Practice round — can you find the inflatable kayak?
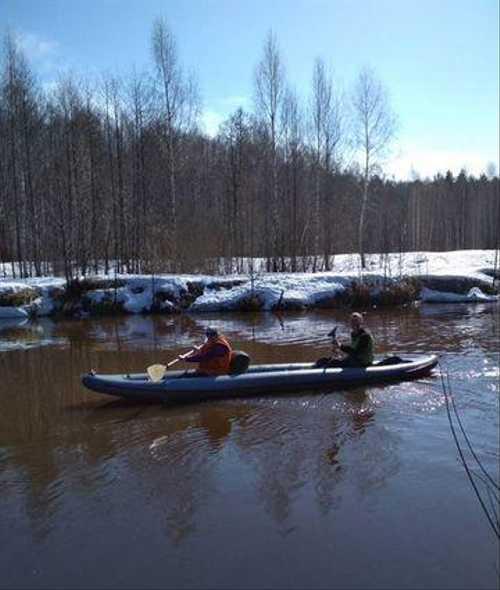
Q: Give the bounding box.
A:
[81,354,438,403]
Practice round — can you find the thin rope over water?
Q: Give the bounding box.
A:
[445,371,500,493]
[438,359,500,540]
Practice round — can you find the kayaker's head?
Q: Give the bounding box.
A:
[350,312,364,332]
[205,327,219,341]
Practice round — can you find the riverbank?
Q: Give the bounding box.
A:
[0,250,498,319]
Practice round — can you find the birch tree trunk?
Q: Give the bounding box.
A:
[254,30,285,272]
[352,67,396,269]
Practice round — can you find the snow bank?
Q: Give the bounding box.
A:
[0,278,65,319]
[0,306,29,319]
[190,274,348,312]
[83,275,203,314]
[0,250,497,319]
[420,286,498,303]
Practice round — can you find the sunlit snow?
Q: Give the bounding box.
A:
[0,250,497,319]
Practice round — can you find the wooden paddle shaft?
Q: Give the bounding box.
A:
[166,345,200,368]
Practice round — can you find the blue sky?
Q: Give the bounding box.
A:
[1,0,498,179]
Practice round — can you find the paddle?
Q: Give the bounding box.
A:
[147,346,201,382]
[328,326,338,346]
[328,326,342,360]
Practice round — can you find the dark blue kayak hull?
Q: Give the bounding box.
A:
[81,354,438,404]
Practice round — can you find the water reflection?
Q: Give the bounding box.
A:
[418,301,498,318]
[143,398,389,541]
[0,302,498,355]
[1,364,392,547]
[0,317,29,330]
[0,317,67,351]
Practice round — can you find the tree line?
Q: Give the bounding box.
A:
[0,21,498,280]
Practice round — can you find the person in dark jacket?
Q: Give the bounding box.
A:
[316,312,374,368]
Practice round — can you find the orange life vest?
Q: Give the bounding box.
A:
[197,335,232,376]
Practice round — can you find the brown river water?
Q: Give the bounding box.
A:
[1,304,499,589]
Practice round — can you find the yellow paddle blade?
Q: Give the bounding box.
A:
[147,364,167,382]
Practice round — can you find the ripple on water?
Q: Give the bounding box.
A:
[149,426,213,465]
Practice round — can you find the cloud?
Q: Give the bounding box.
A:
[201,109,225,137]
[386,146,499,180]
[200,95,250,137]
[17,31,59,61]
[14,31,60,75]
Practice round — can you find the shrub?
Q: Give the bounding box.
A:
[271,300,307,311]
[376,278,421,306]
[336,281,373,309]
[237,293,264,312]
[64,277,126,302]
[0,288,38,307]
[83,294,126,316]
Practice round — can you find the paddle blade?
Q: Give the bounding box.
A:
[147,364,167,382]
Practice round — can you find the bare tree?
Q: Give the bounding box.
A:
[486,162,497,179]
[254,30,286,271]
[125,69,154,272]
[281,87,305,271]
[309,58,343,270]
[351,67,396,268]
[218,107,251,272]
[151,17,182,270]
[1,32,31,277]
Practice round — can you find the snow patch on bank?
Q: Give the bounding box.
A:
[0,250,498,319]
[420,286,498,303]
[190,274,348,311]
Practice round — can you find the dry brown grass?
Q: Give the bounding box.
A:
[0,288,38,307]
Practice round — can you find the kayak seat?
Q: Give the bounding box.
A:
[229,350,251,375]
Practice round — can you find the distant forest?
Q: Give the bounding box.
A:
[1,21,498,280]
